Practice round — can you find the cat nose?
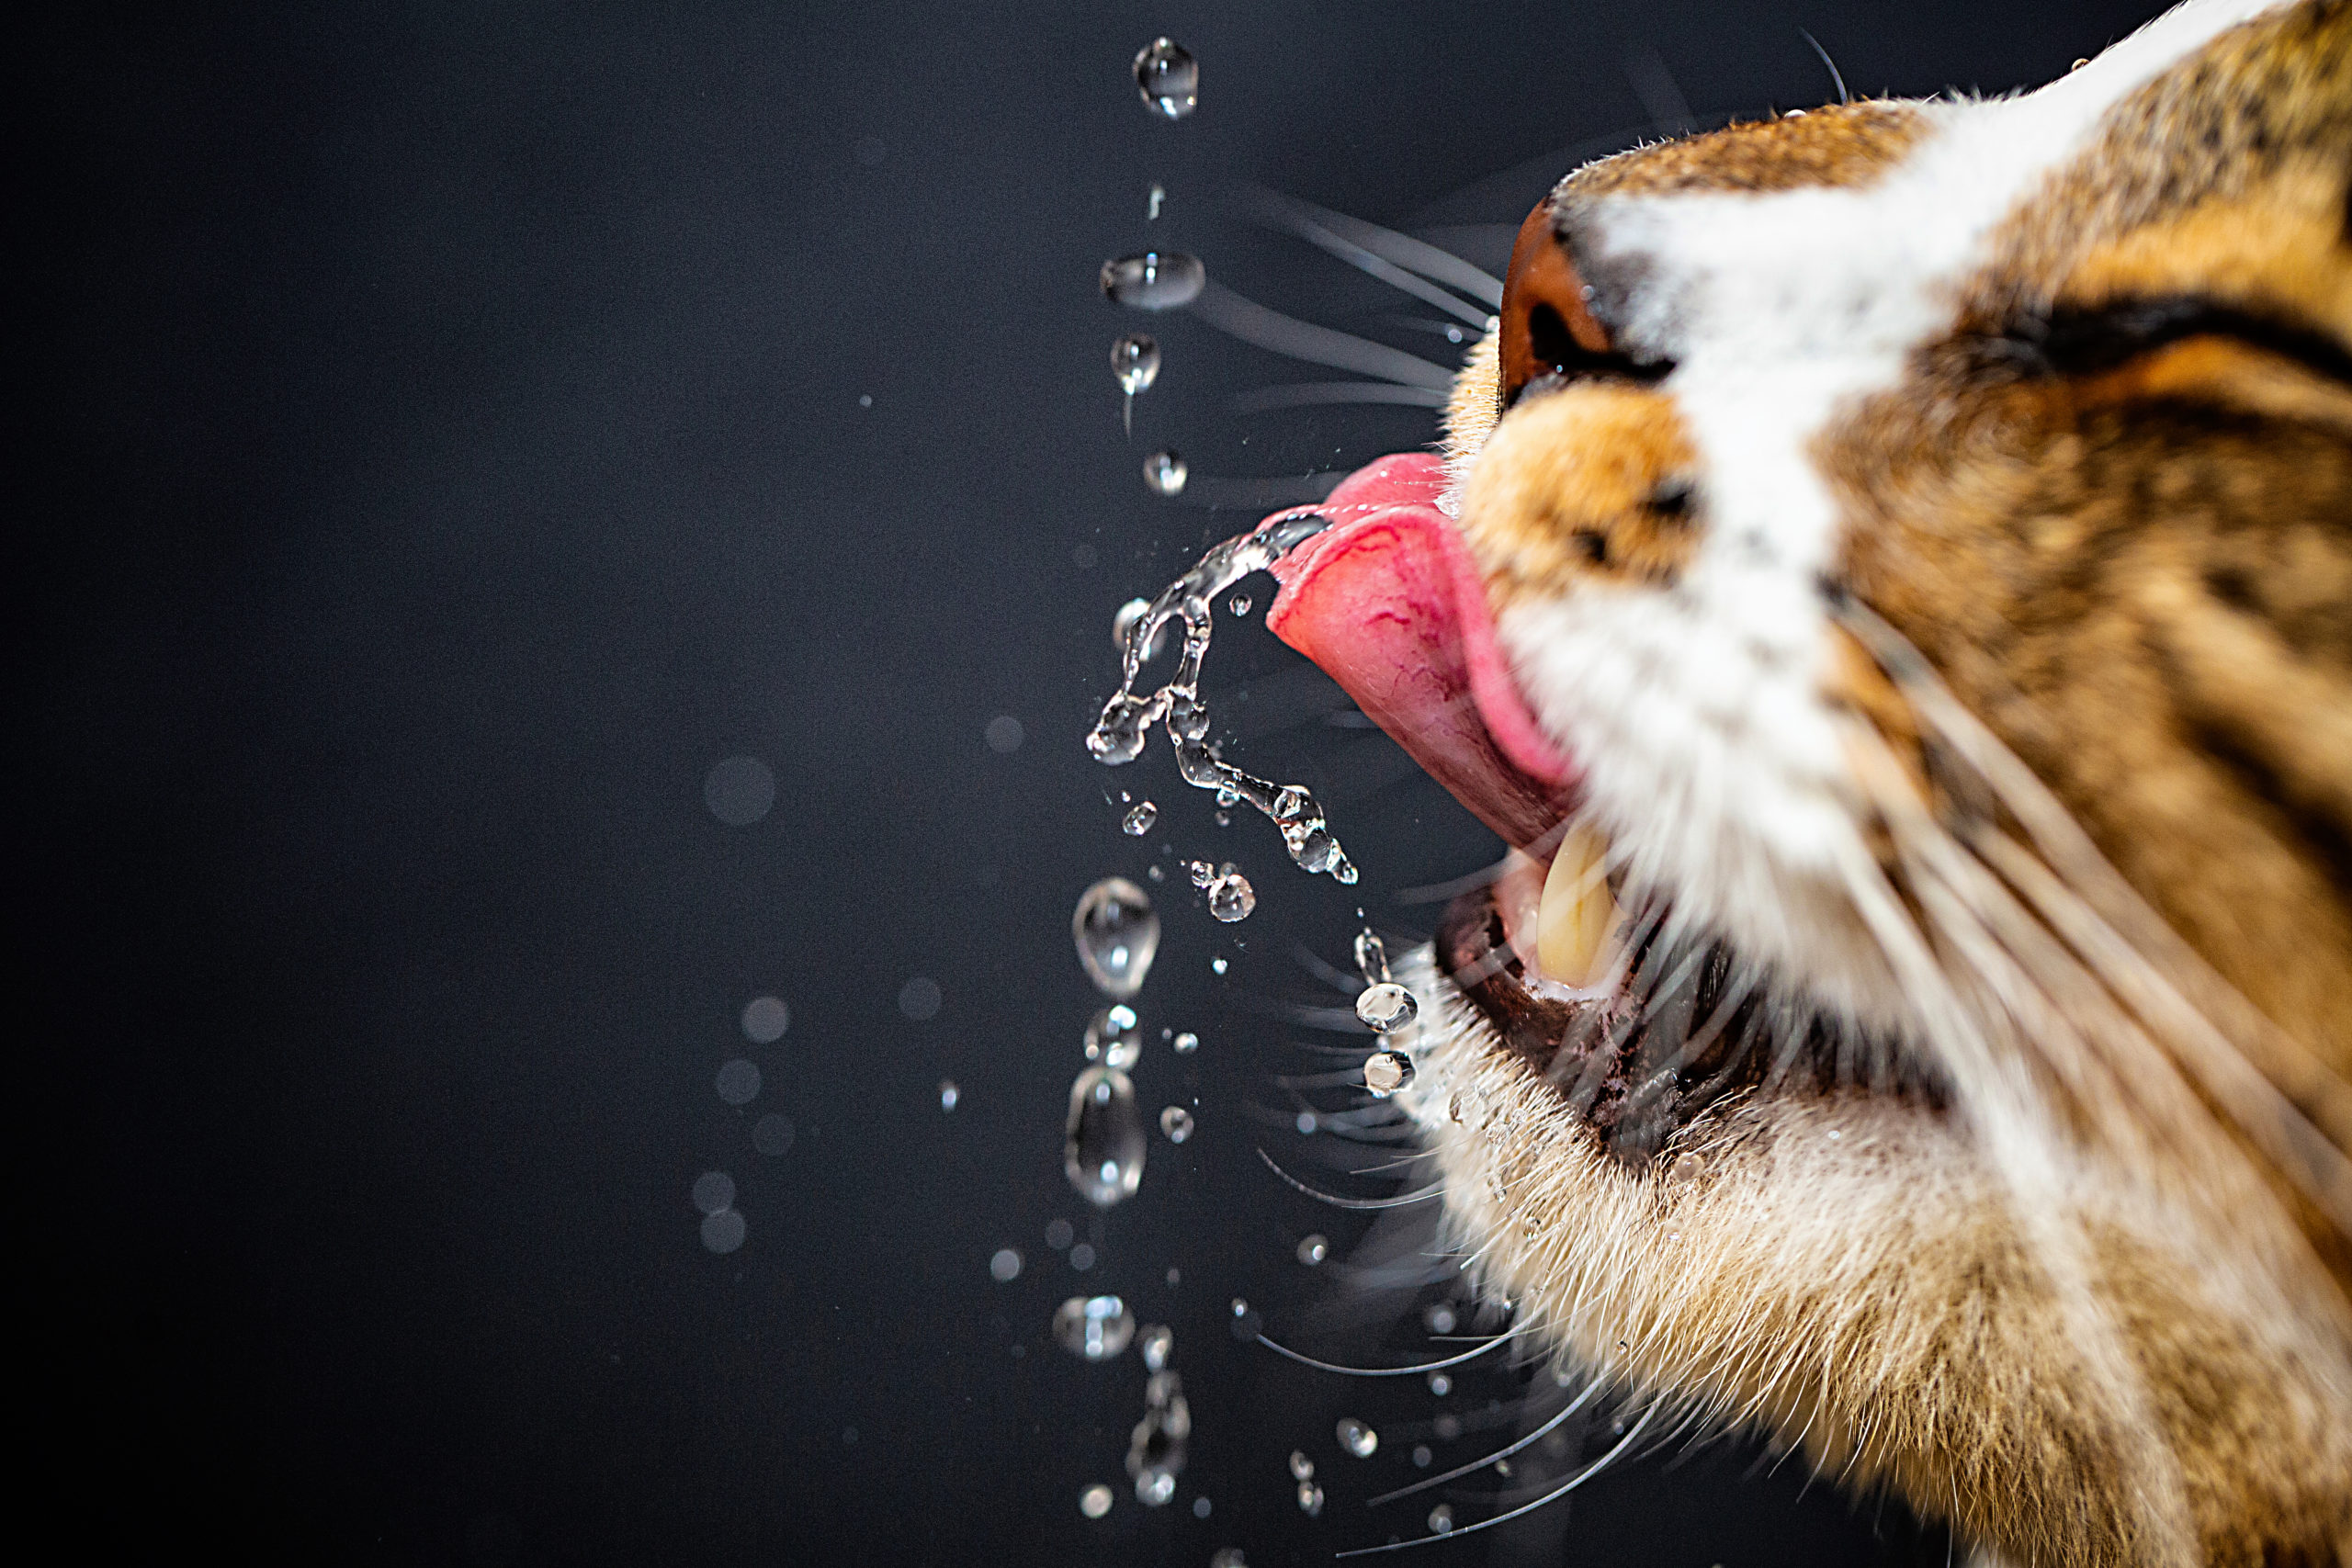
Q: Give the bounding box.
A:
[1498,197,1615,411]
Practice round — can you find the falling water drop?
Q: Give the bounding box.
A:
[1084,1004,1143,1070]
[1144,449,1188,496]
[1363,1049,1415,1099]
[1337,1417,1379,1459]
[1080,1483,1114,1518]
[1355,981,1418,1032]
[1172,1030,1198,1054]
[1073,877,1159,999]
[1111,333,1160,395]
[1132,38,1198,118]
[1226,592,1251,616]
[1428,1503,1455,1535]
[1159,1105,1193,1144]
[1121,800,1158,835]
[1064,1066,1147,1207]
[1205,870,1256,922]
[939,1079,959,1111]
[1295,1233,1327,1266]
[1210,956,1227,976]
[1428,1371,1452,1396]
[1353,929,1391,985]
[1101,251,1206,310]
[1289,1450,1316,1481]
[1425,1302,1459,1335]
[1139,1324,1174,1371]
[1295,1482,1324,1517]
[1054,1293,1137,1360]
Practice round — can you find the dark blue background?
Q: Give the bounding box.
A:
[24,2,2158,1562]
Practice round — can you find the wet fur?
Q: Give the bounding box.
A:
[1418,3,2352,1562]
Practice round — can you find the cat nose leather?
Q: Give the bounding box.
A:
[1498,197,1612,411]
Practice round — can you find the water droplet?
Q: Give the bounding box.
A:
[1356,981,1418,1032]
[1073,877,1160,999]
[1295,1110,1317,1134]
[1424,1303,1458,1335]
[1064,1066,1147,1207]
[1187,859,1215,887]
[1211,956,1227,976]
[1434,1413,1463,1440]
[1122,800,1159,835]
[1112,333,1160,395]
[741,995,789,1043]
[939,1079,959,1111]
[1427,1371,1452,1396]
[691,1171,736,1214]
[1147,863,1165,882]
[752,1112,795,1156]
[1172,1031,1199,1055]
[1227,592,1251,616]
[1112,596,1169,660]
[1148,184,1167,220]
[700,1209,746,1253]
[1069,1242,1097,1270]
[1428,1503,1455,1535]
[1295,1233,1328,1266]
[1084,1003,1143,1069]
[1211,1552,1247,1568]
[1206,870,1256,922]
[1295,1481,1324,1517]
[1144,449,1188,496]
[1159,1105,1193,1144]
[1494,1458,1513,1477]
[1288,1450,1315,1481]
[716,1058,762,1105]
[1101,251,1205,310]
[985,714,1025,753]
[989,1247,1022,1282]
[1080,1483,1114,1519]
[1054,1293,1136,1360]
[1133,1466,1178,1507]
[1132,37,1198,118]
[1363,1049,1415,1098]
[1337,1417,1378,1459]
[1046,1218,1074,1250]
[1411,1444,1432,1468]
[1139,1324,1174,1371]
[1666,1150,1706,1189]
[1352,929,1391,986]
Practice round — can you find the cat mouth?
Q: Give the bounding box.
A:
[1261,453,1775,1156]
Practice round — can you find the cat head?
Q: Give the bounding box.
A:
[1263,2,2352,1561]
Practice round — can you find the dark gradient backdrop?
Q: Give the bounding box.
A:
[25,3,2161,1563]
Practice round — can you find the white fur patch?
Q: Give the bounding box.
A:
[1490,0,2289,1022]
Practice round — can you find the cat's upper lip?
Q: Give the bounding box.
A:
[1264,452,1579,851]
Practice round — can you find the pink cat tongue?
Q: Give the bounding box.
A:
[1265,452,1578,851]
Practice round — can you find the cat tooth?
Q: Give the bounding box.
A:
[1535,827,1621,989]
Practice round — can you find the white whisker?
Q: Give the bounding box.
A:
[1191,279,1456,390]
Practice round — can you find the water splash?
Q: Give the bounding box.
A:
[1086,511,1358,886]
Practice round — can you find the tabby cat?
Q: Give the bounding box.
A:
[1254,1,2352,1561]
